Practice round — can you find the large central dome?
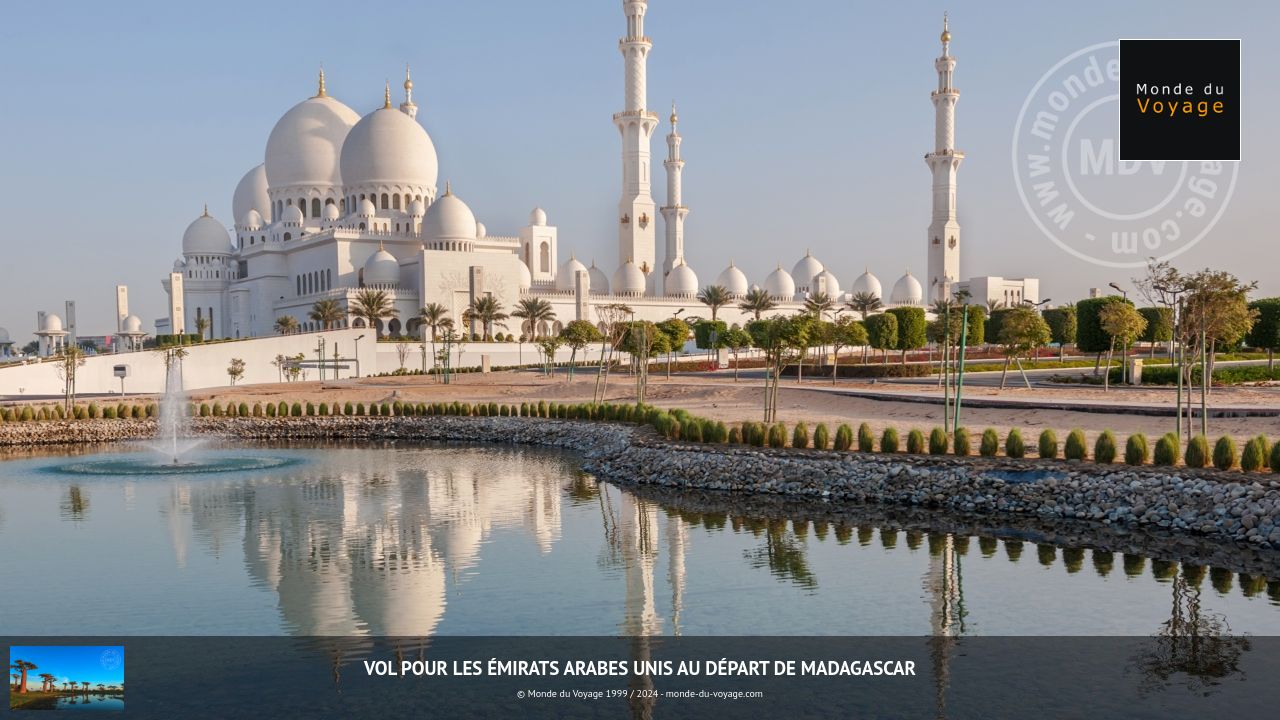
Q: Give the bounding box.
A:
[340,106,438,196]
[264,95,360,191]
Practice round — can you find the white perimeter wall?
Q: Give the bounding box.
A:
[0,329,375,397]
[373,341,617,375]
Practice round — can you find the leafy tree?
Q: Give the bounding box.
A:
[738,287,776,320]
[54,345,87,413]
[846,291,882,320]
[1099,302,1147,391]
[352,288,398,335]
[308,299,343,330]
[720,325,753,381]
[1042,304,1076,359]
[828,316,868,383]
[559,320,603,380]
[697,285,731,322]
[1138,307,1174,357]
[1076,296,1129,358]
[693,319,729,350]
[747,315,809,421]
[997,306,1051,389]
[887,307,927,364]
[656,317,690,378]
[1246,298,1280,370]
[864,313,898,364]
[226,357,245,386]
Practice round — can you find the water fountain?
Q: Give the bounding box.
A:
[151,347,203,465]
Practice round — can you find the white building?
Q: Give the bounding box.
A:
[160,7,1034,340]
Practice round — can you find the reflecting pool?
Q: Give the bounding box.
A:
[1,441,1277,637]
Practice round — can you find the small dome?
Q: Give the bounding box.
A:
[172,257,187,270]
[557,255,588,292]
[763,265,796,300]
[612,260,646,296]
[264,94,360,190]
[665,262,699,298]
[890,270,923,305]
[588,262,610,295]
[408,199,426,217]
[0,327,9,343]
[323,202,340,221]
[339,105,438,194]
[281,204,304,225]
[791,250,825,291]
[530,207,547,226]
[715,262,749,297]
[850,268,882,299]
[123,315,143,333]
[357,198,376,217]
[240,209,264,229]
[475,221,487,238]
[182,211,232,255]
[814,269,841,297]
[363,246,400,286]
[422,190,477,243]
[40,314,64,333]
[516,258,533,290]
[233,164,271,225]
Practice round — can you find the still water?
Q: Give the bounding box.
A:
[1,441,1277,637]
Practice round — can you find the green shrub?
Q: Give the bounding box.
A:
[928,428,948,455]
[686,422,703,443]
[1064,429,1088,460]
[1185,435,1209,468]
[88,402,100,419]
[291,402,303,417]
[147,403,159,418]
[1271,441,1280,473]
[214,402,227,417]
[905,428,924,454]
[1153,433,1179,466]
[857,423,875,453]
[538,400,548,418]
[834,424,854,451]
[792,422,809,449]
[1038,429,1058,459]
[1123,433,1148,466]
[1005,429,1025,458]
[880,427,899,453]
[712,421,729,443]
[102,406,116,419]
[953,427,971,456]
[226,403,238,418]
[344,401,355,415]
[266,402,277,417]
[1241,436,1266,472]
[1094,431,1117,464]
[813,423,830,450]
[728,426,742,444]
[303,402,314,416]
[116,403,127,418]
[488,402,499,416]
[1213,436,1237,471]
[1252,435,1270,468]
[380,403,391,416]
[200,403,211,417]
[355,402,366,416]
[134,405,147,419]
[278,401,289,417]
[239,402,250,417]
[768,423,788,449]
[979,428,999,457]
[252,402,263,417]
[749,422,766,447]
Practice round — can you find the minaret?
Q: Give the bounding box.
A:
[926,13,963,303]
[400,65,418,119]
[614,0,658,291]
[660,101,688,291]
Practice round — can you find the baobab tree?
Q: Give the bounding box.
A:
[10,659,36,694]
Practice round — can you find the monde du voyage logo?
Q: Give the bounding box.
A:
[1013,39,1240,268]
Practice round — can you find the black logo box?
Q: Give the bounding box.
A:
[1119,39,1240,161]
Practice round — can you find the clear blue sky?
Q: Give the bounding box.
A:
[0,0,1274,340]
[9,646,125,687]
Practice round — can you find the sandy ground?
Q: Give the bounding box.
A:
[173,368,1280,444]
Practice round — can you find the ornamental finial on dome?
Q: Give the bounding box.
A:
[941,12,951,46]
[444,180,452,196]
[404,64,413,93]
[316,65,327,98]
[383,80,392,109]
[202,203,209,217]
[670,100,678,126]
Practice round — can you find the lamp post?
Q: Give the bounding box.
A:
[316,337,326,382]
[1108,283,1130,383]
[353,334,365,378]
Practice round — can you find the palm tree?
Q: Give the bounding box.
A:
[416,303,450,341]
[273,315,299,335]
[738,287,776,320]
[308,299,343,330]
[463,295,509,341]
[352,288,398,336]
[512,297,556,340]
[194,315,211,341]
[846,291,882,320]
[804,291,835,321]
[986,298,1005,312]
[697,285,731,322]
[11,659,36,694]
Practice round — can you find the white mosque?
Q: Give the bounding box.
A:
[154,4,1037,343]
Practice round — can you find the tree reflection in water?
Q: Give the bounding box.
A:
[743,519,818,591]
[60,485,89,521]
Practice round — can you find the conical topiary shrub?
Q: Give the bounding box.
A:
[907,429,926,454]
[1241,436,1266,472]
[1125,433,1149,466]
[834,424,854,451]
[929,427,948,455]
[1270,440,1280,473]
[1094,430,1117,464]
[1064,429,1088,461]
[858,423,875,453]
[1038,429,1058,459]
[1005,429,1026,458]
[768,423,788,448]
[880,427,899,453]
[1153,433,1179,466]
[1185,435,1209,468]
[1213,436,1237,471]
[792,422,809,449]
[813,423,830,450]
[953,427,971,456]
[979,428,1000,457]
